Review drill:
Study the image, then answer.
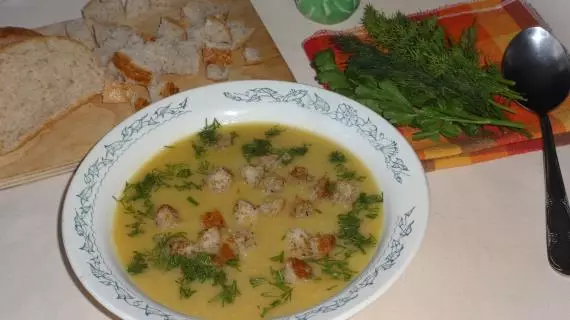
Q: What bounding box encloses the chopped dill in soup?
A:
[113,120,384,319]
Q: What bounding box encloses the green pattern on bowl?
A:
[295,0,360,25]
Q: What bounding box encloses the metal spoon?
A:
[502,26,570,275]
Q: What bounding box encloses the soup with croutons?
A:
[113,120,384,319]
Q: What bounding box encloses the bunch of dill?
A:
[312,5,526,141]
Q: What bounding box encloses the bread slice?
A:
[36,21,67,37]
[82,0,125,25]
[156,17,186,41]
[206,64,229,81]
[203,16,231,46]
[0,27,42,47]
[227,20,254,50]
[0,37,105,155]
[65,19,96,50]
[125,0,151,19]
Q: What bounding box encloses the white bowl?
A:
[61,80,429,320]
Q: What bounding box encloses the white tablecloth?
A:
[2,0,570,319]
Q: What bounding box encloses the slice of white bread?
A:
[82,0,125,25]
[125,0,151,19]
[0,27,42,47]
[227,20,254,50]
[156,17,186,41]
[0,37,105,155]
[65,19,96,50]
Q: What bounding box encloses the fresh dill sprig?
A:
[337,192,383,252]
[269,251,285,263]
[251,268,294,318]
[127,251,148,275]
[264,125,285,138]
[328,151,346,164]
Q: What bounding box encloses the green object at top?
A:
[295,0,360,25]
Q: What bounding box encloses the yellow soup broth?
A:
[113,122,383,319]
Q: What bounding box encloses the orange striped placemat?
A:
[302,0,570,171]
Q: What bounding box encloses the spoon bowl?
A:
[502,26,570,114]
[502,26,570,275]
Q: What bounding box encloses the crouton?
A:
[260,174,286,193]
[198,227,221,254]
[206,167,233,193]
[233,199,258,227]
[332,181,360,205]
[168,237,198,257]
[289,166,312,182]
[284,258,312,283]
[213,242,237,266]
[203,45,232,66]
[148,80,180,102]
[285,228,312,259]
[258,197,286,216]
[229,229,257,254]
[203,16,231,46]
[201,209,226,229]
[156,17,186,41]
[214,132,235,149]
[310,176,332,201]
[249,154,280,172]
[290,197,315,218]
[309,234,336,258]
[241,165,264,186]
[205,64,229,81]
[242,47,262,65]
[155,204,180,229]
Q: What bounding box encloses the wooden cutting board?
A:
[0,0,294,190]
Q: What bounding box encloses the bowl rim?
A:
[60,79,430,320]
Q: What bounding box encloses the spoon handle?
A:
[540,115,570,275]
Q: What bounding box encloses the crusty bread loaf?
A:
[0,37,105,155]
[0,27,42,47]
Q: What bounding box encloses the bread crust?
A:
[112,51,153,85]
[0,27,43,48]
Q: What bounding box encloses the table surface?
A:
[2,0,570,319]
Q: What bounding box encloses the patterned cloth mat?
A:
[302,0,570,171]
